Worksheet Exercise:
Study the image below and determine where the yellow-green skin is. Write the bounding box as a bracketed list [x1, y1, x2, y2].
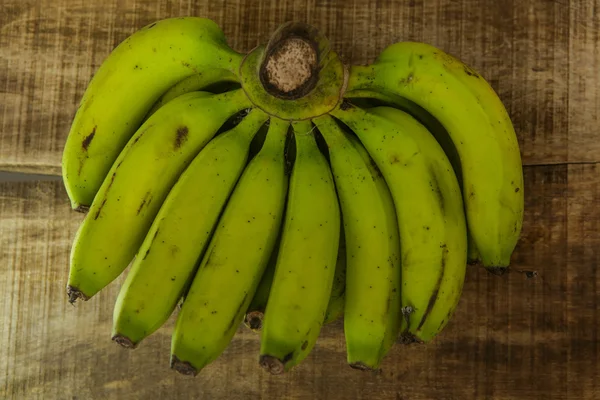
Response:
[259, 121, 340, 374]
[332, 105, 467, 343]
[170, 117, 289, 375]
[62, 17, 242, 209]
[111, 109, 269, 348]
[323, 233, 347, 325]
[145, 69, 239, 118]
[347, 42, 523, 268]
[314, 115, 401, 369]
[67, 90, 250, 301]
[246, 230, 347, 330]
[243, 241, 279, 331]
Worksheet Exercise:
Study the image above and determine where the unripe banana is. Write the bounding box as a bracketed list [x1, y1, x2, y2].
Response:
[246, 230, 347, 330]
[323, 233, 347, 325]
[67, 90, 251, 303]
[259, 121, 340, 374]
[170, 117, 290, 376]
[244, 244, 278, 332]
[62, 17, 242, 210]
[111, 109, 269, 348]
[344, 90, 486, 264]
[331, 104, 467, 343]
[347, 42, 523, 269]
[313, 115, 400, 370]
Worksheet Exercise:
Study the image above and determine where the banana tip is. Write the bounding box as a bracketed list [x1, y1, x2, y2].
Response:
[486, 266, 508, 276]
[244, 311, 264, 331]
[66, 286, 88, 304]
[259, 355, 285, 375]
[170, 356, 198, 377]
[73, 204, 90, 213]
[112, 334, 137, 349]
[399, 333, 423, 345]
[349, 362, 379, 373]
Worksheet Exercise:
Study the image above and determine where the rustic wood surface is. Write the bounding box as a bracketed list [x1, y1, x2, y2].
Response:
[0, 0, 599, 399]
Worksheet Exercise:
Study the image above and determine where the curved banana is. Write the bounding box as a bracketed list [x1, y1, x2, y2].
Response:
[331, 104, 467, 343]
[111, 108, 269, 348]
[313, 115, 400, 370]
[259, 121, 340, 374]
[345, 90, 481, 264]
[170, 117, 290, 376]
[347, 42, 523, 269]
[145, 69, 240, 118]
[63, 17, 243, 210]
[323, 233, 347, 325]
[67, 90, 251, 303]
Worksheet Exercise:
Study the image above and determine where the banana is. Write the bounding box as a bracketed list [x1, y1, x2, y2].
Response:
[67, 90, 251, 303]
[323, 233, 347, 325]
[63, 17, 242, 210]
[170, 117, 290, 376]
[347, 42, 523, 269]
[145, 69, 240, 118]
[331, 104, 467, 343]
[313, 115, 400, 370]
[345, 90, 483, 264]
[259, 121, 340, 374]
[111, 108, 269, 347]
[246, 231, 346, 330]
[244, 244, 278, 332]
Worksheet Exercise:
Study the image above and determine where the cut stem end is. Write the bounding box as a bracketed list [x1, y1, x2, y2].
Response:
[244, 311, 264, 332]
[170, 355, 198, 377]
[112, 334, 137, 349]
[67, 286, 89, 304]
[259, 355, 285, 375]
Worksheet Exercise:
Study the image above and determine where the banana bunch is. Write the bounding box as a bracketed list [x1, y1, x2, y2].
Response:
[63, 18, 523, 375]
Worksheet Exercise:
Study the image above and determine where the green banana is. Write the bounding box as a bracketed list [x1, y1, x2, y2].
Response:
[111, 108, 269, 347]
[246, 230, 347, 330]
[323, 232, 347, 325]
[145, 69, 240, 118]
[313, 115, 400, 370]
[259, 121, 340, 374]
[345, 90, 484, 265]
[244, 243, 278, 332]
[67, 90, 251, 303]
[62, 17, 242, 210]
[170, 117, 290, 376]
[347, 42, 523, 269]
[331, 104, 467, 343]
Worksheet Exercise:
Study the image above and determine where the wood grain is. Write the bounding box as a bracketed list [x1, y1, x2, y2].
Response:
[1, 164, 598, 399]
[0, 0, 599, 176]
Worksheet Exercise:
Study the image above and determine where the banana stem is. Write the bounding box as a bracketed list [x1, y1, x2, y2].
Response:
[346, 65, 378, 92]
[259, 22, 330, 100]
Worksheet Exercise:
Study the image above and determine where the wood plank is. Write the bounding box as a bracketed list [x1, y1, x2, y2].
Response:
[1, 0, 598, 176]
[1, 163, 598, 399]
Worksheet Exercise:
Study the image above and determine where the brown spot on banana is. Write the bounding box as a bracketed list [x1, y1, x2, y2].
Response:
[136, 192, 153, 216]
[415, 245, 448, 331]
[174, 126, 189, 149]
[82, 126, 96, 151]
[429, 169, 445, 214]
[93, 198, 107, 220]
[463, 65, 480, 78]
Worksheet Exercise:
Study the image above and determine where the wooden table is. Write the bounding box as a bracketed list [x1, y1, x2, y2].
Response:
[1, 0, 598, 399]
